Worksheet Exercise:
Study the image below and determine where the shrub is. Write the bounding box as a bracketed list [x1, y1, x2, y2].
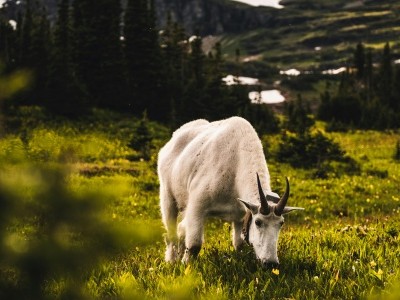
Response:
[26, 128, 131, 162]
[276, 130, 354, 172]
[284, 94, 314, 135]
[365, 168, 389, 178]
[128, 112, 153, 161]
[0, 136, 27, 163]
[394, 140, 400, 161]
[325, 119, 351, 132]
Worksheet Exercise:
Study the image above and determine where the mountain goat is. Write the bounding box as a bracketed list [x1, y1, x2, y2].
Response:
[158, 117, 303, 267]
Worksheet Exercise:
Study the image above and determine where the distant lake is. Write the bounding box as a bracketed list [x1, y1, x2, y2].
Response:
[231, 0, 283, 8]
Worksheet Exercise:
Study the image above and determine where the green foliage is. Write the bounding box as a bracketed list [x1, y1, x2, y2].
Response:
[14, 0, 51, 106]
[242, 102, 280, 135]
[125, 0, 165, 118]
[1, 0, 268, 126]
[0, 164, 161, 299]
[279, 94, 355, 176]
[129, 112, 153, 161]
[0, 135, 26, 162]
[46, 0, 88, 116]
[394, 140, 400, 161]
[325, 119, 351, 133]
[319, 92, 362, 127]
[72, 0, 126, 110]
[0, 16, 16, 66]
[0, 65, 31, 102]
[276, 130, 351, 170]
[354, 42, 365, 79]
[0, 110, 164, 298]
[26, 128, 131, 162]
[284, 94, 314, 135]
[319, 42, 400, 130]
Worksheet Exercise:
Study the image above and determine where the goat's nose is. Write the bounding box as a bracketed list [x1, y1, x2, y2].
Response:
[262, 261, 279, 269]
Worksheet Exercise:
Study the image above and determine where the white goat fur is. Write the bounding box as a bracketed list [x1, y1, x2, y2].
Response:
[158, 117, 275, 263]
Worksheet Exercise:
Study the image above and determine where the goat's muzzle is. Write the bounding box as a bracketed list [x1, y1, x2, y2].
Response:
[262, 260, 280, 269]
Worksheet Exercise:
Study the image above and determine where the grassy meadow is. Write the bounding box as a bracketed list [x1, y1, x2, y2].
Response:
[0, 109, 399, 299]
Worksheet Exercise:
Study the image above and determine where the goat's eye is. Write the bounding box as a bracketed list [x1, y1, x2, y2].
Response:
[255, 219, 262, 227]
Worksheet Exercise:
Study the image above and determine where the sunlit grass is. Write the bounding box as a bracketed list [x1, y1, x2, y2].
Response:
[363, 41, 398, 50]
[340, 25, 368, 32]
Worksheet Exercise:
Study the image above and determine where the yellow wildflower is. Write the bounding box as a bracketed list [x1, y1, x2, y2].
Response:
[272, 268, 280, 276]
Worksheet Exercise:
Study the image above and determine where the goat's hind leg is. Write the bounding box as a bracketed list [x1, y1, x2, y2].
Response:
[160, 188, 179, 262]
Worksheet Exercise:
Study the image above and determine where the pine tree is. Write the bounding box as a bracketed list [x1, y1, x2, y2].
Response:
[185, 33, 206, 120]
[354, 42, 365, 80]
[125, 0, 164, 118]
[15, 0, 51, 106]
[0, 17, 16, 69]
[365, 48, 373, 102]
[284, 94, 314, 135]
[30, 5, 51, 104]
[337, 67, 352, 96]
[205, 42, 227, 120]
[161, 16, 188, 126]
[394, 140, 400, 161]
[18, 0, 33, 68]
[190, 34, 205, 87]
[318, 88, 331, 121]
[129, 111, 153, 160]
[378, 42, 392, 106]
[46, 0, 88, 116]
[72, 0, 125, 109]
[392, 65, 400, 112]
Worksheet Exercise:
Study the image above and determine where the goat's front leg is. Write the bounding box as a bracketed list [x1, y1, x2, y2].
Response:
[181, 207, 205, 263]
[232, 221, 245, 250]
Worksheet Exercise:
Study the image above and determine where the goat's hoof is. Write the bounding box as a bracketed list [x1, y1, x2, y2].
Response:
[181, 246, 201, 263]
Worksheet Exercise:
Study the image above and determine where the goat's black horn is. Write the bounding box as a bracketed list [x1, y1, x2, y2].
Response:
[257, 173, 270, 215]
[275, 177, 290, 216]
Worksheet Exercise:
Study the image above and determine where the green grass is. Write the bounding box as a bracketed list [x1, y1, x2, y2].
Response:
[1, 110, 400, 299]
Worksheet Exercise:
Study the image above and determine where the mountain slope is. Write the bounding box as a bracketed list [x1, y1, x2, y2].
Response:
[0, 0, 276, 34]
[221, 0, 400, 72]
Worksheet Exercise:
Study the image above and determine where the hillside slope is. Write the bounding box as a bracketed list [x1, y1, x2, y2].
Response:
[221, 0, 400, 72]
[0, 0, 275, 34]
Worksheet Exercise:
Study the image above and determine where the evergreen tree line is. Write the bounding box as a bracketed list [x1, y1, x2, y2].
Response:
[318, 42, 400, 130]
[0, 0, 278, 132]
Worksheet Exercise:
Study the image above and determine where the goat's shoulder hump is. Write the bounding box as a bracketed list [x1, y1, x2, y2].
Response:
[173, 119, 209, 137]
[160, 119, 209, 158]
[221, 116, 253, 129]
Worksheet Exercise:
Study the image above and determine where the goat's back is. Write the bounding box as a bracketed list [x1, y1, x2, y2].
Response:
[158, 117, 268, 211]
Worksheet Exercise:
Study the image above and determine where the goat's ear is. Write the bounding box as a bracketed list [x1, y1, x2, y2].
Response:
[281, 206, 304, 215]
[238, 198, 259, 214]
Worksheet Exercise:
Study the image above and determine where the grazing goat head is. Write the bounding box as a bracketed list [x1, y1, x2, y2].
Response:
[239, 174, 304, 268]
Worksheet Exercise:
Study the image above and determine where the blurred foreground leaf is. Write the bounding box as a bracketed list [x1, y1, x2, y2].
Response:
[0, 165, 161, 299]
[0, 66, 31, 101]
